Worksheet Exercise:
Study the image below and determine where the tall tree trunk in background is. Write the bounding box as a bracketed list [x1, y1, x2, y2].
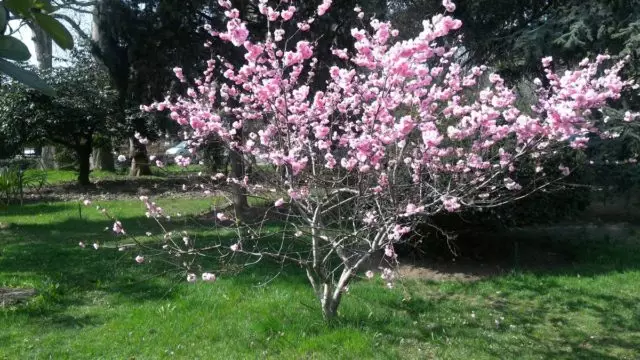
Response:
[129, 138, 152, 176]
[31, 23, 58, 169]
[229, 148, 248, 214]
[39, 146, 57, 170]
[76, 137, 93, 186]
[91, 146, 115, 172]
[93, 0, 147, 174]
[31, 25, 53, 69]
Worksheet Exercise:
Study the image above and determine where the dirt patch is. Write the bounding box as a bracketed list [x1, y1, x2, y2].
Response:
[398, 260, 506, 282]
[0, 287, 37, 306]
[21, 176, 225, 203]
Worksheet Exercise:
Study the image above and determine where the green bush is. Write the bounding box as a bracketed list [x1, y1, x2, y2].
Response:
[0, 166, 47, 205]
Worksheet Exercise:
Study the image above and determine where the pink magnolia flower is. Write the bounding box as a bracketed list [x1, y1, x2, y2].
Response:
[155, 160, 165, 168]
[541, 56, 553, 68]
[230, 243, 240, 252]
[135, 255, 145, 264]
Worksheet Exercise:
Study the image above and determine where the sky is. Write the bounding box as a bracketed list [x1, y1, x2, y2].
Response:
[9, 10, 91, 66]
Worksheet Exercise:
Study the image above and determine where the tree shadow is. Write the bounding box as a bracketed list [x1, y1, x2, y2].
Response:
[397, 221, 640, 282]
[0, 203, 72, 218]
[338, 280, 639, 359]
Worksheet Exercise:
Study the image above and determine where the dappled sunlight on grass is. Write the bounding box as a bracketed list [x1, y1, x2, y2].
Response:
[1, 200, 640, 358]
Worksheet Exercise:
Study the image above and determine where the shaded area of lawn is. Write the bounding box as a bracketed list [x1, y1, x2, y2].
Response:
[1, 200, 640, 359]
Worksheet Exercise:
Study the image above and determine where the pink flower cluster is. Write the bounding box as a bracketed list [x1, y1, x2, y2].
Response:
[145, 0, 634, 243]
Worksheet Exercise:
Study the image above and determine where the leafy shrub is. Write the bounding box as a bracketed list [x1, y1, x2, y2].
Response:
[0, 166, 47, 205]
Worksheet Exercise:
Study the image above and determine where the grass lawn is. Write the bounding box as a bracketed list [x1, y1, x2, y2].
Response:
[24, 164, 204, 186]
[1, 200, 639, 359]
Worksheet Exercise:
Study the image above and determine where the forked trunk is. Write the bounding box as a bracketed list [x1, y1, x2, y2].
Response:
[320, 283, 342, 321]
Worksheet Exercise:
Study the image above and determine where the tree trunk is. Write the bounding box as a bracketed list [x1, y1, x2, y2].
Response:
[92, 145, 115, 172]
[129, 138, 152, 176]
[320, 283, 341, 321]
[39, 146, 57, 170]
[229, 148, 248, 214]
[77, 141, 93, 186]
[30, 23, 53, 70]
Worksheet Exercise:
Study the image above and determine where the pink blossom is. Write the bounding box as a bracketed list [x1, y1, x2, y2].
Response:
[441, 196, 461, 212]
[504, 178, 522, 191]
[381, 268, 394, 281]
[541, 56, 553, 68]
[175, 155, 192, 167]
[230, 243, 240, 252]
[173, 67, 185, 81]
[187, 273, 197, 283]
[442, 0, 456, 12]
[404, 203, 424, 215]
[297, 22, 310, 31]
[216, 213, 229, 221]
[274, 198, 285, 207]
[93, 243, 100, 250]
[225, 19, 249, 46]
[317, 0, 332, 16]
[202, 272, 217, 282]
[365, 270, 374, 279]
[83, 199, 91, 206]
[217, 0, 231, 9]
[112, 221, 125, 235]
[135, 255, 145, 264]
[117, 155, 126, 162]
[558, 165, 570, 176]
[155, 160, 165, 168]
[78, 241, 85, 248]
[281, 6, 296, 21]
[384, 244, 397, 259]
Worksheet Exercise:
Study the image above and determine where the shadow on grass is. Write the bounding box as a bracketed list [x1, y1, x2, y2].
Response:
[0, 203, 73, 218]
[0, 214, 311, 331]
[2, 205, 640, 358]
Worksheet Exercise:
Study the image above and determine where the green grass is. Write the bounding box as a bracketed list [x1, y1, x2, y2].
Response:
[25, 164, 205, 186]
[1, 200, 640, 359]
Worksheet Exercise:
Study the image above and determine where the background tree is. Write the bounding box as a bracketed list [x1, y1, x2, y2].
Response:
[0, 0, 74, 94]
[0, 50, 118, 185]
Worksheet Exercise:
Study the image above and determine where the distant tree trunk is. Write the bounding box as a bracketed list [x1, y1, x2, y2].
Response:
[31, 23, 56, 171]
[39, 146, 58, 170]
[76, 138, 93, 186]
[92, 144, 115, 172]
[229, 148, 248, 214]
[129, 138, 151, 176]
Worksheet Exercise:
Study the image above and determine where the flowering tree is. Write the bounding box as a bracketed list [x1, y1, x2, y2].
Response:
[117, 0, 637, 320]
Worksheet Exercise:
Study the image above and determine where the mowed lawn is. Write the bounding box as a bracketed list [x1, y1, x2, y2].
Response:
[1, 200, 639, 359]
